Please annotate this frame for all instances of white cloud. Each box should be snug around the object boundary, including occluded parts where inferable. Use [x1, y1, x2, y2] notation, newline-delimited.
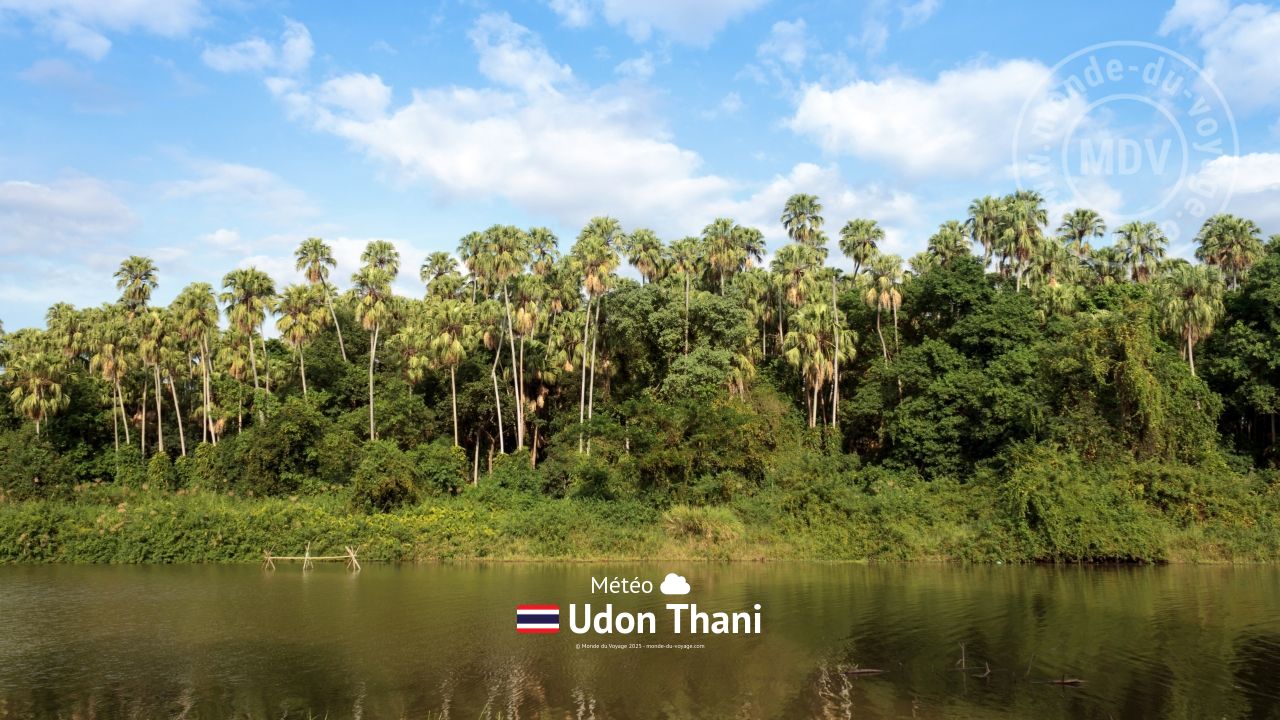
[757, 19, 808, 70]
[856, 0, 943, 57]
[317, 73, 391, 120]
[901, 0, 942, 28]
[273, 16, 736, 237]
[469, 12, 573, 95]
[161, 161, 316, 223]
[200, 227, 242, 249]
[614, 53, 654, 80]
[0, 176, 136, 252]
[1161, 0, 1280, 112]
[202, 18, 313, 75]
[1159, 0, 1230, 34]
[1192, 152, 1280, 232]
[546, 0, 767, 45]
[788, 59, 1056, 177]
[659, 573, 690, 595]
[0, 0, 205, 59]
[549, 0, 592, 27]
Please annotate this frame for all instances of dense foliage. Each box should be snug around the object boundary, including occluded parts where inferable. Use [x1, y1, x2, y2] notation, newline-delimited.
[2, 192, 1278, 562]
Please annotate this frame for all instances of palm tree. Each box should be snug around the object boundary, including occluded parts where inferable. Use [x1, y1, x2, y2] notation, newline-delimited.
[927, 220, 971, 267]
[1090, 246, 1128, 285]
[295, 237, 348, 361]
[1158, 263, 1225, 375]
[1057, 208, 1106, 258]
[1114, 221, 1167, 283]
[702, 218, 742, 293]
[430, 297, 474, 446]
[88, 306, 131, 450]
[999, 191, 1047, 291]
[781, 193, 824, 247]
[353, 241, 400, 440]
[626, 228, 665, 284]
[838, 218, 883, 277]
[862, 253, 904, 363]
[966, 196, 1003, 266]
[220, 268, 276, 414]
[114, 256, 157, 317]
[276, 284, 324, 396]
[1195, 214, 1263, 290]
[771, 243, 821, 306]
[172, 283, 219, 444]
[669, 237, 702, 355]
[420, 251, 462, 298]
[528, 227, 560, 277]
[571, 217, 622, 453]
[138, 308, 167, 454]
[5, 330, 68, 436]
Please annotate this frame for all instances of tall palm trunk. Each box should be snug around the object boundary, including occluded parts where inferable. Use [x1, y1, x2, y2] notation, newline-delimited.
[168, 373, 186, 456]
[875, 310, 889, 363]
[200, 336, 214, 445]
[1187, 336, 1196, 376]
[153, 365, 164, 454]
[323, 280, 347, 361]
[259, 330, 271, 394]
[116, 380, 131, 444]
[492, 327, 506, 454]
[112, 392, 120, 452]
[587, 299, 602, 455]
[831, 279, 840, 429]
[683, 276, 691, 355]
[578, 297, 592, 453]
[367, 324, 379, 440]
[501, 284, 524, 449]
[140, 383, 147, 455]
[298, 346, 308, 396]
[450, 366, 459, 446]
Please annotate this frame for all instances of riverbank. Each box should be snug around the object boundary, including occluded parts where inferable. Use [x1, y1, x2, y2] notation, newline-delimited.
[4, 459, 1278, 564]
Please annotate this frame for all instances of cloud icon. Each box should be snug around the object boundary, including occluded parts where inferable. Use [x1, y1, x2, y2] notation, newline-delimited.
[660, 573, 691, 595]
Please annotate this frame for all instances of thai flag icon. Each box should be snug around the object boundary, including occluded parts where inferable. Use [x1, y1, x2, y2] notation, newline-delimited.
[516, 605, 560, 634]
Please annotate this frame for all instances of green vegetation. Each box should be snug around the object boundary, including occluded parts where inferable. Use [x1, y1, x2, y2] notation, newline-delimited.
[2, 193, 1279, 563]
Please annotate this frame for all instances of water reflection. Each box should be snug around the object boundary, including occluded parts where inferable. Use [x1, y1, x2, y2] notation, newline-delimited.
[0, 564, 1277, 719]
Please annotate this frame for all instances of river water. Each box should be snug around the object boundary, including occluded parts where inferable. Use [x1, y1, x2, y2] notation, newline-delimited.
[0, 563, 1277, 719]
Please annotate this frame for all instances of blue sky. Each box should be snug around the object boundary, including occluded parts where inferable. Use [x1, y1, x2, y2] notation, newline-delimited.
[2, 0, 1279, 329]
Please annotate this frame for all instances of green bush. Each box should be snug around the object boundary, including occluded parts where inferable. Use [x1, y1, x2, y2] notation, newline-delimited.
[350, 440, 419, 513]
[146, 452, 176, 491]
[411, 440, 471, 496]
[0, 428, 75, 500]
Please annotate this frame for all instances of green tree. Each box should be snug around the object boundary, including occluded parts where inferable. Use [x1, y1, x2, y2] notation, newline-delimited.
[1115, 221, 1167, 284]
[276, 284, 325, 396]
[1195, 214, 1263, 290]
[295, 237, 348, 361]
[781, 193, 824, 248]
[353, 241, 400, 440]
[838, 218, 883, 277]
[1057, 208, 1107, 258]
[114, 255, 157, 317]
[1158, 263, 1225, 376]
[4, 330, 68, 436]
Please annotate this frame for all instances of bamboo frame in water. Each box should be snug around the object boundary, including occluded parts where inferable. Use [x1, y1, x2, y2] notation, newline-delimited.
[262, 542, 361, 572]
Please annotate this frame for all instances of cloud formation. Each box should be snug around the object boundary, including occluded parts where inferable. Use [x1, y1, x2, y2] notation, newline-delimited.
[1160, 0, 1280, 113]
[202, 18, 313, 75]
[0, 0, 205, 59]
[788, 59, 1055, 178]
[546, 0, 767, 45]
